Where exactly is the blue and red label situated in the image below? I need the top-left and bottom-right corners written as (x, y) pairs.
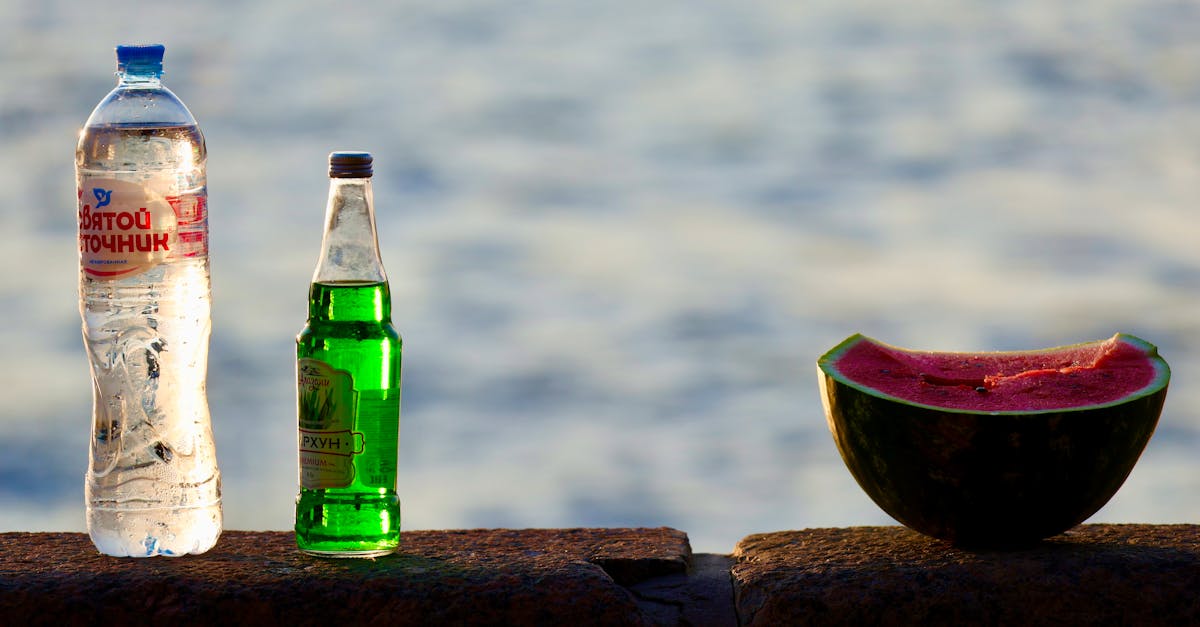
top-left (77, 177), bottom-right (207, 280)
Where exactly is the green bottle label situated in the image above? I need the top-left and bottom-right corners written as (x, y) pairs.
top-left (354, 391), bottom-right (400, 488)
top-left (298, 358), bottom-right (365, 489)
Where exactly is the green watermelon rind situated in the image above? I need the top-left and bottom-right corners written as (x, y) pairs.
top-left (817, 332), bottom-right (1171, 547)
top-left (817, 332), bottom-right (1171, 416)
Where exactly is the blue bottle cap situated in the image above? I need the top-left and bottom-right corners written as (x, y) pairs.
top-left (329, 152), bottom-right (374, 178)
top-left (116, 44), bottom-right (165, 76)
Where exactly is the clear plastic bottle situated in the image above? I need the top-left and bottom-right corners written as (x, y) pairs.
top-left (75, 44), bottom-right (221, 557)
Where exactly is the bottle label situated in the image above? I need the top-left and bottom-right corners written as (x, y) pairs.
top-left (77, 176), bottom-right (208, 280)
top-left (356, 390), bottom-right (400, 489)
top-left (297, 358), bottom-right (365, 489)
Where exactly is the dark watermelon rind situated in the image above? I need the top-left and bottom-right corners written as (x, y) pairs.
top-left (818, 333), bottom-right (1169, 548)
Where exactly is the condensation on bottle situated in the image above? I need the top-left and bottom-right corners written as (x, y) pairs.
top-left (75, 44), bottom-right (222, 557)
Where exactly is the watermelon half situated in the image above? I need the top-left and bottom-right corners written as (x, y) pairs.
top-left (817, 333), bottom-right (1169, 547)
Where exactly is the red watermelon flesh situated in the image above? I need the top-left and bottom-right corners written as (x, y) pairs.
top-left (830, 334), bottom-right (1162, 412)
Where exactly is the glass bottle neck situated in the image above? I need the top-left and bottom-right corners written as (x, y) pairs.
top-left (309, 176), bottom-right (389, 322)
top-left (307, 280), bottom-right (391, 323)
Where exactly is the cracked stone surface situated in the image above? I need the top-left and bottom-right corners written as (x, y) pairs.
top-left (630, 553), bottom-right (737, 626)
top-left (733, 524), bottom-right (1200, 626)
top-left (5, 525), bottom-right (1199, 625)
top-left (0, 528), bottom-right (691, 626)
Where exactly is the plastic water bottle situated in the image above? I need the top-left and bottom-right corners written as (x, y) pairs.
top-left (295, 152), bottom-right (402, 557)
top-left (75, 44), bottom-right (222, 556)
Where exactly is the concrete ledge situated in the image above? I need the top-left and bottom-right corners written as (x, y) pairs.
top-left (1, 525), bottom-right (1197, 625)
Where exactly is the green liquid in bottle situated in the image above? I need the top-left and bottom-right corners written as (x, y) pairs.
top-left (296, 280), bottom-right (401, 557)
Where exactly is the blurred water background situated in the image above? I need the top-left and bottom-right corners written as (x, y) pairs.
top-left (3, 1), bottom-right (1200, 553)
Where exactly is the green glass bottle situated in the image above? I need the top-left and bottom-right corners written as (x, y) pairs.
top-left (295, 152), bottom-right (401, 557)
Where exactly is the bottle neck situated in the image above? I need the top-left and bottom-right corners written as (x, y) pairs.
top-left (308, 176), bottom-right (391, 323)
top-left (84, 72), bottom-right (195, 129)
top-left (307, 280), bottom-right (391, 323)
top-left (312, 176), bottom-right (387, 286)
top-left (117, 70), bottom-right (163, 87)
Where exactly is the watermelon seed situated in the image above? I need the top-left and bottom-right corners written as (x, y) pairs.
top-left (975, 386), bottom-right (987, 393)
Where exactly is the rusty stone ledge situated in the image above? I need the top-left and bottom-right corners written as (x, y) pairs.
top-left (733, 524), bottom-right (1200, 626)
top-left (2, 525), bottom-right (1199, 626)
top-left (0, 528), bottom-right (695, 626)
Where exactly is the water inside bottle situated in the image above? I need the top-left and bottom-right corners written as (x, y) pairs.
top-left (78, 123), bottom-right (221, 557)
